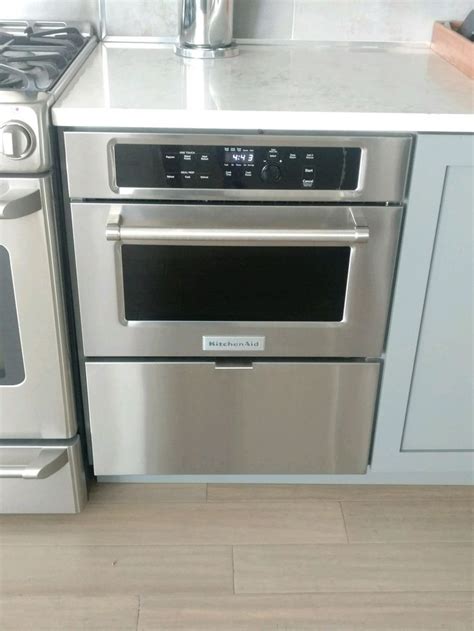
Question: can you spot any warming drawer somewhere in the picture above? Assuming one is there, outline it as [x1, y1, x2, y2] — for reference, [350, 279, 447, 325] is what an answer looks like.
[86, 361, 380, 475]
[0, 438, 87, 513]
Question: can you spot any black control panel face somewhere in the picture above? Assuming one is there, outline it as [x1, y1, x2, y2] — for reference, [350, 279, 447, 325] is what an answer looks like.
[114, 144, 361, 191]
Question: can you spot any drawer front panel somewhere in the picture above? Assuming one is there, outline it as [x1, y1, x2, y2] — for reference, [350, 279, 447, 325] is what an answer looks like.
[86, 361, 380, 475]
[0, 438, 86, 514]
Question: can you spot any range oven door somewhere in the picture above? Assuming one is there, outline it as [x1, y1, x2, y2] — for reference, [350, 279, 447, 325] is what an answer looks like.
[0, 177, 76, 439]
[71, 203, 402, 358]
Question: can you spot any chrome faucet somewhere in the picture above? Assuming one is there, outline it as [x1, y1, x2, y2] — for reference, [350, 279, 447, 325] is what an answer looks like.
[175, 0, 238, 58]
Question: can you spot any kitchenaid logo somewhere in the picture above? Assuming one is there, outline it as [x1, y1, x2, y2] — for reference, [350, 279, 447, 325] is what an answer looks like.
[203, 336, 265, 351]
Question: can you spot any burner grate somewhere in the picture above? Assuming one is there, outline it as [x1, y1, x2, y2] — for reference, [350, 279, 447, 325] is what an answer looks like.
[0, 25, 86, 92]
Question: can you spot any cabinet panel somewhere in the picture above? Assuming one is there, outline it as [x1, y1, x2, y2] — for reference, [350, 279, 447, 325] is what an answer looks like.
[402, 167, 473, 450]
[371, 134, 474, 475]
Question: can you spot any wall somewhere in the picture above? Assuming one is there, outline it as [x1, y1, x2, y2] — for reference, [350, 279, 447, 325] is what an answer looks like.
[2, 1, 472, 43]
[0, 0, 101, 31]
[103, 0, 472, 42]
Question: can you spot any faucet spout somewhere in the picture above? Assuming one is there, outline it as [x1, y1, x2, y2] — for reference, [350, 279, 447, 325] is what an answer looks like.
[176, 0, 239, 59]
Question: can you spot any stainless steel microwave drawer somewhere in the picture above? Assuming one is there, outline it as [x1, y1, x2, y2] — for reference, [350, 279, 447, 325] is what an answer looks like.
[71, 202, 402, 359]
[86, 361, 380, 475]
[0, 438, 87, 514]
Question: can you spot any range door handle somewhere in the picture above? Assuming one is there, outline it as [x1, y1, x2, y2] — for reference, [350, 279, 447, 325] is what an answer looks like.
[106, 220, 369, 246]
[0, 448, 68, 479]
[0, 184, 42, 220]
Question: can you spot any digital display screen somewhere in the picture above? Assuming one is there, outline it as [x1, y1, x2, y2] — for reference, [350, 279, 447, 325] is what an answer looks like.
[224, 151, 255, 164]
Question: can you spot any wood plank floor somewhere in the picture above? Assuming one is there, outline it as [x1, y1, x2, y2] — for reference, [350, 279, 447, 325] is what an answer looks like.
[0, 483, 472, 630]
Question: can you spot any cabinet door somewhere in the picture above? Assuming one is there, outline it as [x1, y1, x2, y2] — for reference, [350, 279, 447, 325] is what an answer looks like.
[402, 166, 473, 450]
[371, 134, 473, 476]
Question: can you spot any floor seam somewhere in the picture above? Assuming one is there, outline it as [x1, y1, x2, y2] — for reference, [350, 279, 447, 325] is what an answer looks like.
[223, 588, 474, 596]
[231, 546, 236, 595]
[3, 540, 471, 547]
[2, 589, 471, 598]
[135, 593, 141, 631]
[339, 501, 350, 543]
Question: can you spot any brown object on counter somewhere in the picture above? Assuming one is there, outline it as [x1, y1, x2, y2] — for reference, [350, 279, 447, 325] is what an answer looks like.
[431, 21, 474, 79]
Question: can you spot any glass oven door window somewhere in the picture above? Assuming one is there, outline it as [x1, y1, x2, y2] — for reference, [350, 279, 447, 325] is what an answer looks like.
[121, 245, 350, 322]
[0, 246, 25, 385]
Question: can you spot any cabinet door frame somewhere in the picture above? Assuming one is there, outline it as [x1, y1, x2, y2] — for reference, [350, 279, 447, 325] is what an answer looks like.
[371, 134, 474, 476]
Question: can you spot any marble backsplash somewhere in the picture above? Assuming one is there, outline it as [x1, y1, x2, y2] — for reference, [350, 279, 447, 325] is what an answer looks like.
[0, 0, 101, 31]
[104, 0, 473, 42]
[2, 1, 473, 43]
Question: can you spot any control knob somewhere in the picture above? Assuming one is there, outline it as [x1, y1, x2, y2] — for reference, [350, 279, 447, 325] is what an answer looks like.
[0, 122, 34, 160]
[260, 163, 282, 183]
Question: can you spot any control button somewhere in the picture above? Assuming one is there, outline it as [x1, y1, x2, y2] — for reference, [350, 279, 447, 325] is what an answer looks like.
[164, 152, 178, 164]
[165, 173, 179, 185]
[199, 153, 211, 163]
[288, 151, 298, 161]
[267, 148, 279, 160]
[260, 163, 282, 183]
[180, 153, 196, 166]
[182, 171, 196, 186]
[0, 122, 34, 160]
[242, 169, 255, 185]
[302, 178, 315, 189]
[302, 165, 315, 178]
[224, 169, 233, 178]
[304, 151, 316, 161]
[198, 173, 211, 183]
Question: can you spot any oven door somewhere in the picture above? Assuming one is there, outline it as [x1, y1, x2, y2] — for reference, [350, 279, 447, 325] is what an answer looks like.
[71, 203, 402, 357]
[0, 177, 76, 439]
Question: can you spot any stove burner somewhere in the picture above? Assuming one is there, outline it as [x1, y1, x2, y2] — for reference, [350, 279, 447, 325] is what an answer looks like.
[0, 25, 86, 92]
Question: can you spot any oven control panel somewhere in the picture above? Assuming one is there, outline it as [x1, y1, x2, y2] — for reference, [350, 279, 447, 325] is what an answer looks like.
[114, 144, 362, 191]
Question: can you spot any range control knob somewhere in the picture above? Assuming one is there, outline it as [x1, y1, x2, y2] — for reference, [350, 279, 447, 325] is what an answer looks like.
[0, 122, 34, 160]
[260, 163, 282, 183]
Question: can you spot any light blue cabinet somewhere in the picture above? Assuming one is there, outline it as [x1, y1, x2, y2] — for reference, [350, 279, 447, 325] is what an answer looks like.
[402, 165, 473, 451]
[371, 134, 473, 478]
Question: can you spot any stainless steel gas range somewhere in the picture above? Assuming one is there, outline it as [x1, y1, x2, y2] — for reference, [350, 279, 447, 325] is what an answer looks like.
[61, 131, 411, 476]
[0, 21, 96, 512]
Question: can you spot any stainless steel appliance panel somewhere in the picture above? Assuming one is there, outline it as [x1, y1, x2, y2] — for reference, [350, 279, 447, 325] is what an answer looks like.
[86, 361, 380, 475]
[71, 203, 402, 358]
[0, 21, 95, 512]
[64, 133, 411, 203]
[0, 437, 86, 513]
[0, 176, 76, 438]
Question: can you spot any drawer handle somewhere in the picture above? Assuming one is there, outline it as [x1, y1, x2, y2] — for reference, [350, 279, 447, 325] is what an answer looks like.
[0, 448, 68, 479]
[214, 360, 254, 370]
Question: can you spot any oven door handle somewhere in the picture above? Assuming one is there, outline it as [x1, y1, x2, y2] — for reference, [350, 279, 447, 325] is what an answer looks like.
[0, 185, 42, 220]
[0, 448, 68, 479]
[106, 223, 370, 246]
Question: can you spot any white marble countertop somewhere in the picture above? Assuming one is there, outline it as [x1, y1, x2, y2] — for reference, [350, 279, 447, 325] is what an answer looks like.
[52, 41, 474, 132]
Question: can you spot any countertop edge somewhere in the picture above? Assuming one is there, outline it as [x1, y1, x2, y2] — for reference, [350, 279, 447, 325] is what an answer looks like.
[52, 108, 474, 134]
